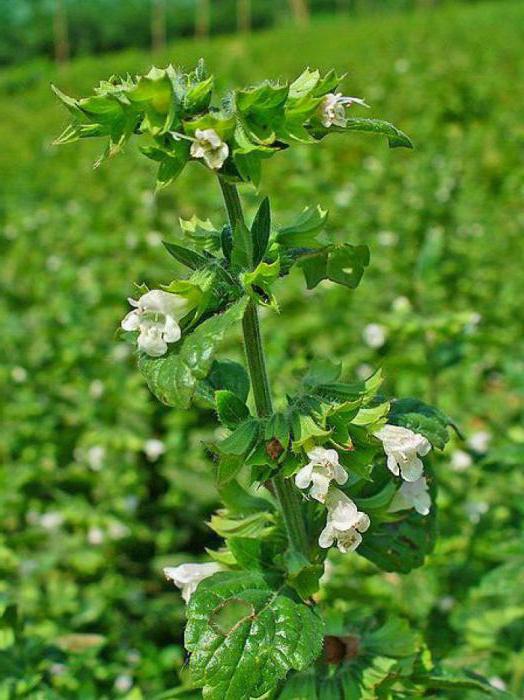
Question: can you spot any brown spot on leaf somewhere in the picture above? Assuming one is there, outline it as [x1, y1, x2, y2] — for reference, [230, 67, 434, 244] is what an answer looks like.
[266, 438, 284, 460]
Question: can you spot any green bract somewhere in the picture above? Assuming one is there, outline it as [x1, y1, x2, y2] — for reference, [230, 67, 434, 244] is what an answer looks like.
[54, 61, 412, 189]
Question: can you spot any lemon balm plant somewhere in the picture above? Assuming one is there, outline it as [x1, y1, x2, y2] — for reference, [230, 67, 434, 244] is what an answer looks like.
[54, 62, 500, 699]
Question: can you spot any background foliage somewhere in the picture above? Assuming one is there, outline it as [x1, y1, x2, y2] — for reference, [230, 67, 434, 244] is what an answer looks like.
[1, 0, 523, 697]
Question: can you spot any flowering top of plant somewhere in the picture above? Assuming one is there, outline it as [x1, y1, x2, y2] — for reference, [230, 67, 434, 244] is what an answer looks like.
[53, 61, 500, 700]
[53, 60, 411, 188]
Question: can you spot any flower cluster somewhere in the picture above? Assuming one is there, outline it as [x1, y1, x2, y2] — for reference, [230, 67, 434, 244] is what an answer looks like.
[121, 289, 186, 357]
[374, 424, 433, 516]
[295, 446, 369, 553]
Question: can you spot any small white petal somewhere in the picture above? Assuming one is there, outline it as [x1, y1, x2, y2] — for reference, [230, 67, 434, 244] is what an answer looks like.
[399, 455, 424, 482]
[295, 464, 314, 490]
[121, 310, 141, 331]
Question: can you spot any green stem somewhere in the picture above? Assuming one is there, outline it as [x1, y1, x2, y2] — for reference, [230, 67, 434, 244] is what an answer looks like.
[218, 177, 310, 559]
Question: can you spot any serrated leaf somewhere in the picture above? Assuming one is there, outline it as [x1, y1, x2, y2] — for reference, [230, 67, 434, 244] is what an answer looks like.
[215, 390, 250, 430]
[265, 412, 291, 450]
[137, 299, 247, 409]
[358, 505, 437, 573]
[241, 259, 280, 307]
[290, 411, 330, 449]
[216, 454, 244, 487]
[185, 572, 324, 699]
[231, 220, 254, 270]
[303, 359, 342, 387]
[414, 670, 504, 696]
[252, 197, 271, 265]
[344, 117, 413, 149]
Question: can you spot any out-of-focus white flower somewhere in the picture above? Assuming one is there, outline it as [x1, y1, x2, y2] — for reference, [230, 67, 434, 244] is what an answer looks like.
[46, 255, 62, 271]
[295, 447, 347, 503]
[108, 522, 129, 540]
[388, 477, 431, 516]
[87, 445, 106, 471]
[392, 296, 411, 313]
[40, 512, 64, 530]
[394, 58, 410, 74]
[468, 430, 491, 454]
[318, 488, 370, 554]
[89, 379, 105, 399]
[363, 323, 386, 348]
[190, 129, 229, 170]
[114, 674, 133, 693]
[88, 526, 105, 545]
[438, 595, 456, 612]
[489, 677, 507, 692]
[146, 230, 162, 248]
[375, 424, 431, 482]
[356, 363, 373, 380]
[318, 92, 369, 128]
[377, 230, 398, 247]
[121, 289, 185, 357]
[50, 663, 67, 677]
[164, 562, 222, 603]
[144, 438, 166, 462]
[112, 343, 131, 362]
[464, 500, 489, 524]
[11, 366, 28, 383]
[451, 449, 472, 472]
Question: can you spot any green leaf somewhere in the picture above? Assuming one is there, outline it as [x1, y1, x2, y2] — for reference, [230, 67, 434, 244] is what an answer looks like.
[219, 419, 260, 456]
[241, 259, 280, 307]
[162, 241, 208, 270]
[137, 299, 247, 409]
[265, 412, 291, 450]
[216, 454, 244, 486]
[358, 505, 437, 573]
[343, 117, 413, 149]
[298, 244, 370, 290]
[414, 670, 504, 696]
[185, 572, 324, 699]
[209, 511, 273, 539]
[276, 206, 328, 248]
[388, 398, 451, 450]
[252, 197, 271, 265]
[278, 671, 318, 699]
[288, 68, 320, 100]
[290, 411, 330, 449]
[364, 618, 420, 658]
[207, 359, 250, 402]
[303, 359, 342, 387]
[231, 220, 254, 270]
[215, 390, 250, 430]
[218, 480, 274, 515]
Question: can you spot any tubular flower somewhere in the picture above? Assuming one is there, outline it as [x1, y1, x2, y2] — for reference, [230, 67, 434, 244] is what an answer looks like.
[163, 562, 222, 603]
[374, 424, 431, 482]
[121, 289, 186, 357]
[295, 447, 348, 503]
[388, 476, 431, 516]
[318, 92, 369, 128]
[318, 488, 370, 554]
[190, 128, 229, 170]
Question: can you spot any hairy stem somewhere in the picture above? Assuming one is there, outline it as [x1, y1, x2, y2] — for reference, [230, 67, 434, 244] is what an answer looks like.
[218, 177, 310, 559]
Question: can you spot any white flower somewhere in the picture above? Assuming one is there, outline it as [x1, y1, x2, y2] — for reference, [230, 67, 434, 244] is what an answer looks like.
[144, 438, 166, 462]
[451, 449, 472, 472]
[114, 674, 133, 693]
[87, 445, 106, 471]
[363, 323, 386, 348]
[489, 677, 507, 692]
[388, 477, 431, 516]
[375, 424, 431, 482]
[190, 128, 229, 170]
[11, 366, 28, 383]
[87, 526, 105, 545]
[318, 92, 369, 128]
[164, 562, 221, 603]
[89, 379, 105, 399]
[318, 488, 370, 554]
[467, 430, 491, 454]
[40, 512, 64, 530]
[121, 289, 185, 358]
[295, 447, 348, 503]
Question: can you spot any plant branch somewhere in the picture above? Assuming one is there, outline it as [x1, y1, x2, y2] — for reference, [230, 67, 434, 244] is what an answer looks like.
[218, 176, 310, 560]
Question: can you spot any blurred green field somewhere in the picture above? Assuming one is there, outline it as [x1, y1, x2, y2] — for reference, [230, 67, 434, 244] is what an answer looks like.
[1, 0, 524, 697]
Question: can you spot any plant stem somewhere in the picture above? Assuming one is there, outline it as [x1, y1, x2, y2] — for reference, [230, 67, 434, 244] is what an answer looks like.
[218, 177, 310, 559]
